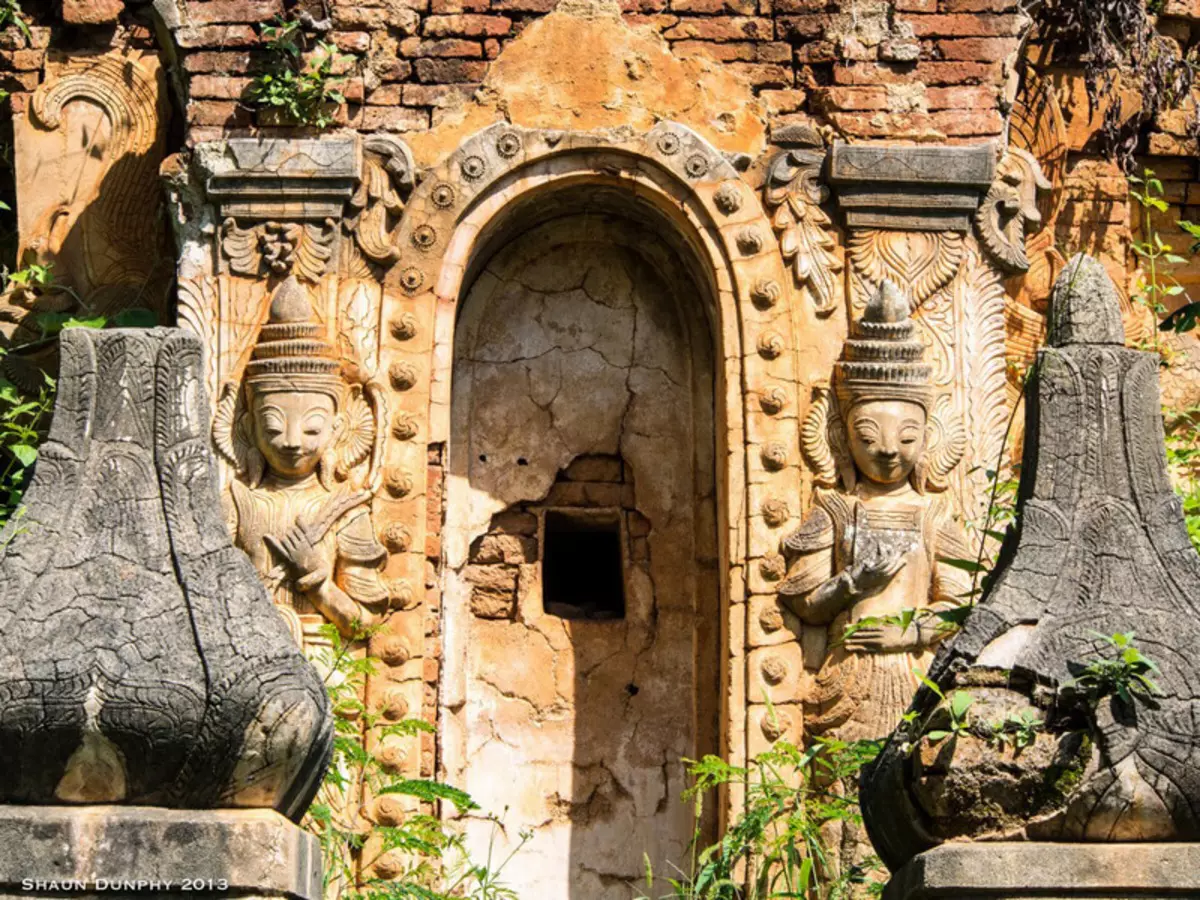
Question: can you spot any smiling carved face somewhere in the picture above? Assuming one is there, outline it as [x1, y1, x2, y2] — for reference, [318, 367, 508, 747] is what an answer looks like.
[251, 390, 341, 480]
[846, 399, 927, 486]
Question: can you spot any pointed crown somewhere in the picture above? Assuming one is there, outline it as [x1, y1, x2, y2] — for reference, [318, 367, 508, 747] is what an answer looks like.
[835, 280, 932, 412]
[245, 275, 342, 399]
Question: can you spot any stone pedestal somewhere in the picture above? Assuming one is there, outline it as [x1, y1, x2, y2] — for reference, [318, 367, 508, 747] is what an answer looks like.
[0, 806, 322, 900]
[884, 843, 1200, 899]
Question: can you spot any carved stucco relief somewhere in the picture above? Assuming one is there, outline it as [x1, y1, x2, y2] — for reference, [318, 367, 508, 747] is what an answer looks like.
[2, 50, 172, 373]
[169, 134, 425, 881]
[169, 122, 841, 882]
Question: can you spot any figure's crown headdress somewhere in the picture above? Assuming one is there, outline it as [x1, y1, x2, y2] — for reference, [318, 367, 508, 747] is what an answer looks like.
[835, 280, 932, 412]
[245, 276, 342, 398]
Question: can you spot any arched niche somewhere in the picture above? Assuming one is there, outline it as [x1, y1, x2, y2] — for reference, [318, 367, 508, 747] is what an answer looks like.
[379, 122, 812, 897]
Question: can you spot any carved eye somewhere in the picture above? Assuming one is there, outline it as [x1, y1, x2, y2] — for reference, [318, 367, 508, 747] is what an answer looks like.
[303, 412, 329, 434]
[261, 411, 285, 436]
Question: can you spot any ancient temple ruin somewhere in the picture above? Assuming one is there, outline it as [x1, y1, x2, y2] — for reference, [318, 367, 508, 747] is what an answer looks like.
[3, 0, 1200, 896]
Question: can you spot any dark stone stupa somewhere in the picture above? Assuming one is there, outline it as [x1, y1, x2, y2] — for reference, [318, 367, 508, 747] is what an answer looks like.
[862, 256, 1200, 899]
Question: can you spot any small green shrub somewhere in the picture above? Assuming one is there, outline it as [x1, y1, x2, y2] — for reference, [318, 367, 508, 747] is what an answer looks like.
[309, 622, 527, 900]
[0, 0, 30, 43]
[245, 18, 348, 129]
[1063, 632, 1162, 708]
[636, 727, 885, 900]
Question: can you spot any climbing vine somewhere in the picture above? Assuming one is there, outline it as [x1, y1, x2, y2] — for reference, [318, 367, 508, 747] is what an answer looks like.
[1030, 0, 1199, 165]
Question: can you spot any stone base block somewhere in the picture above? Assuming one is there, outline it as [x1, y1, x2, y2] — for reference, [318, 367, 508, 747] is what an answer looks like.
[885, 843, 1200, 899]
[0, 806, 322, 900]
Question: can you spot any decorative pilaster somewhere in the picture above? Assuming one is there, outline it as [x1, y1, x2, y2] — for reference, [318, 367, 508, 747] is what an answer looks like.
[172, 134, 427, 882]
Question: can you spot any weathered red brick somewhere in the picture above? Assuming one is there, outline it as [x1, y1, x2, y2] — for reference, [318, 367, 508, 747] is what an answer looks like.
[941, 0, 1021, 10]
[187, 99, 253, 127]
[896, 0, 936, 11]
[366, 83, 405, 105]
[663, 15, 771, 40]
[777, 14, 827, 39]
[188, 74, 253, 99]
[819, 85, 895, 110]
[484, 37, 502, 57]
[934, 36, 1020, 59]
[400, 37, 484, 57]
[926, 85, 996, 108]
[794, 40, 837, 62]
[907, 13, 1026, 36]
[768, 0, 829, 10]
[414, 58, 488, 82]
[175, 24, 258, 48]
[182, 50, 255, 73]
[63, 0, 123, 25]
[625, 13, 679, 29]
[617, 0, 671, 12]
[671, 0, 757, 13]
[430, 0, 491, 12]
[5, 49, 44, 71]
[402, 83, 479, 105]
[760, 87, 808, 113]
[490, 0, 557, 11]
[332, 31, 371, 53]
[188, 0, 283, 25]
[373, 58, 415, 81]
[833, 60, 1002, 85]
[930, 108, 1003, 134]
[423, 13, 513, 36]
[728, 61, 792, 87]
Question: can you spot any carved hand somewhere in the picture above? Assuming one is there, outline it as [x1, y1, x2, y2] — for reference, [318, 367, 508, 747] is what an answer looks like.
[847, 537, 906, 598]
[264, 520, 333, 593]
[843, 622, 924, 654]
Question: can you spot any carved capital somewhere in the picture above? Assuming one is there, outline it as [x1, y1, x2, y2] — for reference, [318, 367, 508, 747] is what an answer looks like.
[828, 141, 995, 232]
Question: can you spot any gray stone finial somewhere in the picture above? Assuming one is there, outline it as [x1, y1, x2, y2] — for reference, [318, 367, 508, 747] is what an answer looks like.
[862, 275, 1200, 892]
[0, 328, 332, 819]
[1046, 253, 1126, 347]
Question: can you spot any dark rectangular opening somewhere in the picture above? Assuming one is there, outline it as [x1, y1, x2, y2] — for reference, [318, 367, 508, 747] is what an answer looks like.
[542, 510, 625, 620]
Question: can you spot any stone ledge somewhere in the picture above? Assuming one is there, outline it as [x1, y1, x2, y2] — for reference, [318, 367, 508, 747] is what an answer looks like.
[885, 842, 1200, 899]
[0, 806, 322, 900]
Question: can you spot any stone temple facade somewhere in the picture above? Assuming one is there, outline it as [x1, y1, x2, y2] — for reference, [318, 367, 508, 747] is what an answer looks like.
[3, 0, 1200, 897]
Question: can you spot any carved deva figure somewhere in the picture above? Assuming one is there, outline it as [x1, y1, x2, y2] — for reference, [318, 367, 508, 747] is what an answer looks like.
[213, 276, 390, 649]
[781, 282, 972, 880]
[783, 281, 972, 741]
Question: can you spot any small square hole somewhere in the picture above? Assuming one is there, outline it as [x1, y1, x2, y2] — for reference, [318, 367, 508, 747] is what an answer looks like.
[542, 510, 625, 620]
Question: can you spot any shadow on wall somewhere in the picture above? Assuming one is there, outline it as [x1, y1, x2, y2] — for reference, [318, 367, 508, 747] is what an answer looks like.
[445, 196, 722, 900]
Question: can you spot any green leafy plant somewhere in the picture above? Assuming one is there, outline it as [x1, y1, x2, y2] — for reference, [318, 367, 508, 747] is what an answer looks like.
[245, 18, 348, 129]
[985, 709, 1043, 752]
[1063, 632, 1163, 708]
[0, 262, 155, 532]
[1129, 171, 1192, 353]
[924, 689, 975, 745]
[0, 0, 30, 43]
[308, 622, 528, 900]
[0, 360, 51, 530]
[636, 722, 885, 900]
[1165, 406, 1200, 553]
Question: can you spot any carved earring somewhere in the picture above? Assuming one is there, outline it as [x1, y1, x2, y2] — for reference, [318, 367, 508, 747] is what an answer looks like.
[318, 448, 339, 492]
[246, 446, 266, 489]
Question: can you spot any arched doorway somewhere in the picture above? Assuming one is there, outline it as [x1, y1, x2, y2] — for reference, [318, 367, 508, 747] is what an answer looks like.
[407, 122, 807, 900]
[447, 189, 720, 897]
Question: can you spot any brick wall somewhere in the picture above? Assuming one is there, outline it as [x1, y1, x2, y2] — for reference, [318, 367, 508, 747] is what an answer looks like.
[139, 0, 1028, 142]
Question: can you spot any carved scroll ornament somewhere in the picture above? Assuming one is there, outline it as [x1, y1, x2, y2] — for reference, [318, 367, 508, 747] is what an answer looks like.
[974, 147, 1052, 274]
[764, 127, 843, 315]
